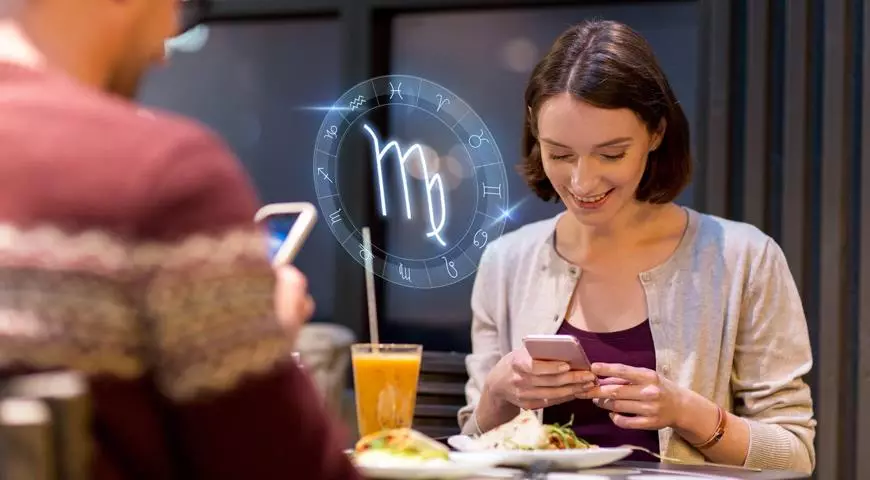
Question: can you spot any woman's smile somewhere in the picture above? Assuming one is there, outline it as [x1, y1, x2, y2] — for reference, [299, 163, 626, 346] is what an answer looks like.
[566, 187, 616, 210]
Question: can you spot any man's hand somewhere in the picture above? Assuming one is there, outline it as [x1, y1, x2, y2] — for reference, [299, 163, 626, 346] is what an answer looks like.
[274, 266, 315, 346]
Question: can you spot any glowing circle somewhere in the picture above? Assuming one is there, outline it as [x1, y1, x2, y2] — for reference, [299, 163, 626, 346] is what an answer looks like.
[312, 75, 509, 289]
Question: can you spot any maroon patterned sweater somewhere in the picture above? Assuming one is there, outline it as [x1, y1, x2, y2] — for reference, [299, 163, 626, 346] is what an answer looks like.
[0, 61, 361, 480]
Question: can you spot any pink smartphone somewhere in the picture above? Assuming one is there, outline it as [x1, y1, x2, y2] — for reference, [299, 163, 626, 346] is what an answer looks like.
[522, 334, 592, 371]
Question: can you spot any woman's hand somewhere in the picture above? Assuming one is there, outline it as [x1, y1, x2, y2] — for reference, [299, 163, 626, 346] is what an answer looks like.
[488, 348, 598, 410]
[580, 363, 688, 430]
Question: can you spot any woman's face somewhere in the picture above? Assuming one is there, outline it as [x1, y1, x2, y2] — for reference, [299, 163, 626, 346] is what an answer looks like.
[536, 93, 662, 228]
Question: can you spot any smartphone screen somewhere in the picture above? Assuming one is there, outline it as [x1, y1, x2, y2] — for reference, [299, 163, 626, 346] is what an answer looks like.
[264, 214, 299, 263]
[255, 202, 318, 267]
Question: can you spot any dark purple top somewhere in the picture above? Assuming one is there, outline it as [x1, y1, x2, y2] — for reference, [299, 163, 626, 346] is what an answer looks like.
[542, 320, 660, 462]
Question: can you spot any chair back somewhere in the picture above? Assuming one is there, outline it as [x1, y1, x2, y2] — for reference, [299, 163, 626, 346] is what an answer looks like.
[295, 323, 356, 412]
[0, 372, 92, 480]
[413, 351, 468, 439]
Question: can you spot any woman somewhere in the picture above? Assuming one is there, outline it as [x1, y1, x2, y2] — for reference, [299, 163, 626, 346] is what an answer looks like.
[458, 20, 815, 473]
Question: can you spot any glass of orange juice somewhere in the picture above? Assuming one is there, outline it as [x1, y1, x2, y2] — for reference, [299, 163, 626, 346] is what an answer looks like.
[351, 343, 422, 437]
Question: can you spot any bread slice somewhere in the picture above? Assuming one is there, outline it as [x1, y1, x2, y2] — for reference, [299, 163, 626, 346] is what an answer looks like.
[476, 410, 543, 450]
[353, 428, 450, 467]
[474, 410, 595, 450]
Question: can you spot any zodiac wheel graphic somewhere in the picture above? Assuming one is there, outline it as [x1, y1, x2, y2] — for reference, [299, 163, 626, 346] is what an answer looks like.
[312, 74, 509, 289]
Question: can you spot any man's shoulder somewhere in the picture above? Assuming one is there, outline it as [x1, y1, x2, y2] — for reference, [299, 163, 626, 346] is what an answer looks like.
[63, 91, 224, 158]
[0, 65, 251, 236]
[1, 64, 224, 161]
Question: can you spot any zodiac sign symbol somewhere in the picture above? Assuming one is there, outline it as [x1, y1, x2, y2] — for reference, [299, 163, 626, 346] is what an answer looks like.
[329, 209, 342, 225]
[349, 95, 366, 111]
[482, 183, 502, 198]
[362, 123, 448, 247]
[436, 94, 450, 112]
[398, 263, 412, 282]
[358, 243, 373, 262]
[323, 125, 338, 140]
[473, 229, 488, 248]
[317, 168, 334, 184]
[469, 130, 490, 149]
[389, 82, 403, 100]
[443, 257, 458, 279]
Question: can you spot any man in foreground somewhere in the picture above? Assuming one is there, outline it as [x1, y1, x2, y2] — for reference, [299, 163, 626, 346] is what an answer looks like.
[0, 0, 360, 477]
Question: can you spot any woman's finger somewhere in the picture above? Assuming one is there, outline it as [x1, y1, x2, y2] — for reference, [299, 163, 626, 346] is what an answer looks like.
[609, 412, 658, 430]
[528, 370, 597, 388]
[518, 393, 576, 411]
[593, 398, 653, 416]
[597, 376, 631, 386]
[591, 363, 658, 384]
[529, 359, 571, 375]
[585, 383, 655, 401]
[515, 385, 576, 403]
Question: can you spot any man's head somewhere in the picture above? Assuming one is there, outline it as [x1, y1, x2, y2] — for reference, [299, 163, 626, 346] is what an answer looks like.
[2, 0, 188, 98]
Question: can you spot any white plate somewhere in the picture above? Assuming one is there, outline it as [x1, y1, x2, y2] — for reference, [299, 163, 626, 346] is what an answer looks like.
[447, 435, 633, 470]
[353, 451, 506, 479]
[628, 476, 732, 480]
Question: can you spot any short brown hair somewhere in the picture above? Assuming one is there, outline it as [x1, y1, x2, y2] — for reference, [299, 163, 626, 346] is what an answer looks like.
[520, 20, 692, 204]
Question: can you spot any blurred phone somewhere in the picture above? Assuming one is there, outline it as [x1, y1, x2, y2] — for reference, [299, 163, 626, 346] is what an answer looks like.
[523, 334, 592, 371]
[254, 202, 317, 267]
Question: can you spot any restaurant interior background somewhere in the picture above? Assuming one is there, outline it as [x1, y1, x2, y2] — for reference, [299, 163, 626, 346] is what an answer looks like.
[139, 0, 868, 478]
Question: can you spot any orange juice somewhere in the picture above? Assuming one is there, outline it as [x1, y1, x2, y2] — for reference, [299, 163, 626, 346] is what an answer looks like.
[351, 344, 422, 437]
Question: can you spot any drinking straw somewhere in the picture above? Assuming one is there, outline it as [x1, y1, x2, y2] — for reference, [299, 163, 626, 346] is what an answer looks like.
[361, 227, 380, 351]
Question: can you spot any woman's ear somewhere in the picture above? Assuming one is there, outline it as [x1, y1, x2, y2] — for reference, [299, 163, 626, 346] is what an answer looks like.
[649, 118, 667, 152]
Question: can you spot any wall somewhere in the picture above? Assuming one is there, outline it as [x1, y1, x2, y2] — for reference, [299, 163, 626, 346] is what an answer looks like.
[712, 1, 867, 478]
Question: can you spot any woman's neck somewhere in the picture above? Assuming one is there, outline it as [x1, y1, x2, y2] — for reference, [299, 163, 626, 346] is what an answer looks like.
[555, 202, 681, 264]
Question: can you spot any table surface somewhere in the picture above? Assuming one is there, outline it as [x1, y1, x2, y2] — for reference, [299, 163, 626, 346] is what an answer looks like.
[373, 461, 810, 480]
[597, 461, 809, 479]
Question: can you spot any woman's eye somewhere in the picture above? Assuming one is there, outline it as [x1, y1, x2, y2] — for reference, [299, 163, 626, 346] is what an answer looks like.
[600, 152, 626, 161]
[549, 154, 572, 161]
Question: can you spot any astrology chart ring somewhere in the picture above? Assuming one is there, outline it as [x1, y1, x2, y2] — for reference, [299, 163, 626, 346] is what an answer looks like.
[312, 74, 509, 289]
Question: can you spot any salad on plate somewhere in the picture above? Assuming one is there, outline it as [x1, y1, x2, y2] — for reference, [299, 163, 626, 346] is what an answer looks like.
[473, 409, 595, 450]
[448, 410, 632, 470]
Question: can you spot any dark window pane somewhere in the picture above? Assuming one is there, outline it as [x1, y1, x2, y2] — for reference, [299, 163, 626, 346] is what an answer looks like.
[385, 4, 700, 351]
[138, 19, 342, 320]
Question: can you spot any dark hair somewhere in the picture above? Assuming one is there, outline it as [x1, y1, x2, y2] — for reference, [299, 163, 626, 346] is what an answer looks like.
[520, 20, 691, 204]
